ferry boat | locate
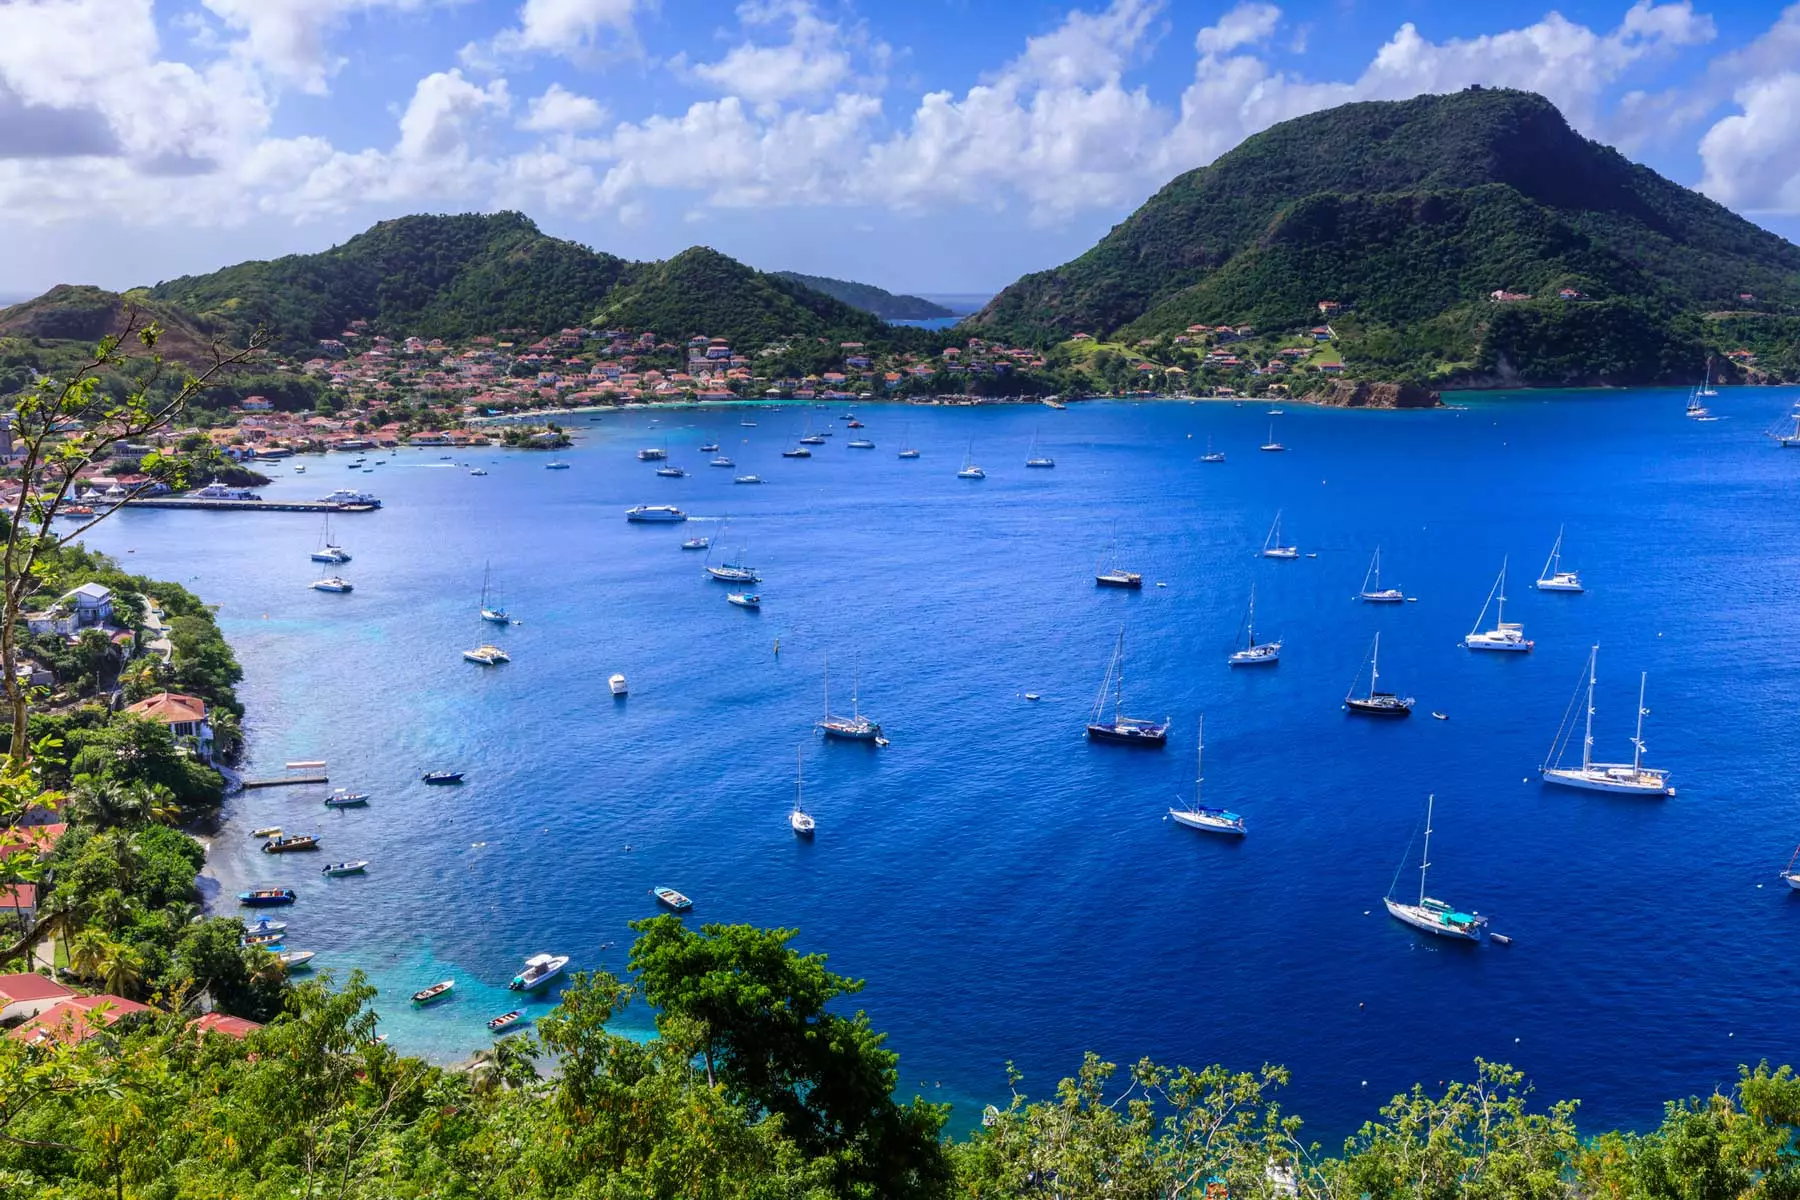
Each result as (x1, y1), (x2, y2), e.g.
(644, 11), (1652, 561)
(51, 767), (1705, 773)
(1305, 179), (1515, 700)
(318, 488), (381, 508)
(421, 771), (464, 785)
(1168, 717), (1245, 835)
(262, 833), (319, 854)
(655, 466), (688, 478)
(321, 860), (368, 877)
(636, 447), (668, 461)
(682, 536), (710, 550)
(323, 788), (369, 808)
(1383, 795), (1488, 941)
(734, 474), (764, 484)
(1344, 633), (1414, 717)
(194, 483), (263, 500)
(509, 952), (570, 992)
(817, 655), (881, 741)
(310, 577), (353, 593)
(609, 673), (628, 697)
(1228, 587), (1281, 666)
(782, 446), (813, 458)
(277, 950), (316, 970)
(652, 886), (692, 911)
(1540, 646), (1672, 796)
(488, 1011), (529, 1033)
(463, 644), (511, 665)
(1085, 629), (1169, 746)
(625, 505), (687, 522)
(790, 746), (816, 837)
(848, 439), (875, 449)
(411, 979), (455, 1005)
(1535, 526), (1584, 592)
(1462, 559), (1532, 651)
(1260, 511), (1298, 559)
(239, 888), (297, 907)
(727, 592), (761, 609)
(710, 456), (736, 468)
(1357, 547), (1404, 602)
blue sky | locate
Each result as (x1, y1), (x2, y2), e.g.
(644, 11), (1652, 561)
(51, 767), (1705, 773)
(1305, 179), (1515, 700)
(4, 0), (1800, 299)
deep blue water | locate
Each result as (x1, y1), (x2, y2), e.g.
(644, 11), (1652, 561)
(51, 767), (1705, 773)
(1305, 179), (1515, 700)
(78, 390), (1800, 1140)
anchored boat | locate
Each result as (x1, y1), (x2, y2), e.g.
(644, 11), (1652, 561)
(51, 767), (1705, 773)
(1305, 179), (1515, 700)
(1535, 526), (1584, 592)
(1540, 645), (1672, 796)
(1085, 628), (1169, 746)
(1227, 586), (1281, 666)
(1462, 559), (1531, 651)
(411, 979), (455, 1005)
(1344, 633), (1414, 717)
(790, 746), (815, 837)
(1260, 511), (1298, 559)
(1383, 794), (1487, 941)
(509, 952), (570, 992)
(652, 886), (693, 912)
(261, 833), (319, 854)
(1168, 716), (1246, 835)
(1357, 547), (1405, 603)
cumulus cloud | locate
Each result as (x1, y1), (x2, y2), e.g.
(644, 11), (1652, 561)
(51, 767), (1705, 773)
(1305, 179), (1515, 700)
(521, 83), (607, 132)
(198, 0), (449, 94)
(1693, 6), (1800, 211)
(476, 0), (644, 64)
(685, 0), (858, 108)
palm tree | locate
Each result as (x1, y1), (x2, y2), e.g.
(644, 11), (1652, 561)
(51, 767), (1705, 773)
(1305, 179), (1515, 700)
(67, 778), (142, 829)
(138, 783), (180, 827)
(97, 937), (144, 997)
(68, 927), (112, 982)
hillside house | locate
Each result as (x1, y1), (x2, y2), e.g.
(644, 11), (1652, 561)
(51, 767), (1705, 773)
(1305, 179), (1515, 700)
(11, 994), (151, 1046)
(0, 973), (77, 1024)
(121, 692), (214, 762)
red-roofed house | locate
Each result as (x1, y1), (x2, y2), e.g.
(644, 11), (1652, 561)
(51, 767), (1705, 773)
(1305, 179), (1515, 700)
(0, 884), (34, 928)
(0, 823), (66, 862)
(121, 692), (213, 762)
(0, 973), (76, 1022)
(11, 994), (151, 1045)
(189, 1012), (262, 1040)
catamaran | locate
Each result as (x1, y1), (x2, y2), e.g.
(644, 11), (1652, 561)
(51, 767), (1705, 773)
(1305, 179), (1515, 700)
(463, 644), (510, 665)
(957, 441), (986, 479)
(1227, 586), (1281, 666)
(1383, 794), (1487, 941)
(790, 746), (815, 837)
(1344, 633), (1413, 717)
(1260, 511), (1298, 559)
(1540, 645), (1672, 796)
(1771, 408), (1800, 447)
(817, 654), (882, 742)
(1462, 558), (1532, 651)
(1357, 547), (1404, 602)
(310, 514), (351, 563)
(310, 576), (353, 593)
(479, 561), (510, 624)
(1536, 526), (1584, 592)
(1168, 716), (1245, 835)
(1025, 429), (1055, 468)
(1086, 628), (1169, 745)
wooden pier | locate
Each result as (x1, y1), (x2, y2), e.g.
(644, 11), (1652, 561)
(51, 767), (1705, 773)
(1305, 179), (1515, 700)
(242, 775), (328, 788)
(120, 498), (378, 513)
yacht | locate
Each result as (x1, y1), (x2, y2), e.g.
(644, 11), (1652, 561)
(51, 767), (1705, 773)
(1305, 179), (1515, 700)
(706, 552), (761, 584)
(956, 446), (986, 479)
(1085, 628), (1169, 746)
(734, 474), (764, 484)
(421, 771), (464, 785)
(655, 465), (688, 478)
(727, 592), (761, 609)
(322, 788), (369, 808)
(681, 536), (710, 550)
(318, 488), (381, 508)
(609, 673), (628, 697)
(1535, 526), (1584, 592)
(848, 438), (875, 449)
(1227, 587), (1281, 666)
(1357, 547), (1404, 602)
(509, 952), (570, 992)
(1025, 429), (1054, 468)
(790, 747), (816, 837)
(817, 654), (882, 741)
(1462, 559), (1532, 651)
(479, 562), (510, 624)
(1259, 423), (1285, 452)
(1168, 716), (1246, 835)
(1781, 845), (1800, 890)
(310, 514), (351, 563)
(636, 447), (668, 461)
(1344, 633), (1414, 717)
(1259, 510), (1298, 559)
(1697, 358), (1719, 398)
(699, 442), (720, 453)
(898, 448), (921, 459)
(1685, 389), (1715, 421)
(625, 505), (687, 522)
(310, 577), (353, 593)
(463, 644), (510, 665)
(1095, 568), (1142, 588)
(1383, 794), (1488, 941)
(782, 446), (813, 458)
(1540, 646), (1673, 796)
(710, 455), (735, 468)
(799, 433), (827, 446)
(1774, 408), (1800, 447)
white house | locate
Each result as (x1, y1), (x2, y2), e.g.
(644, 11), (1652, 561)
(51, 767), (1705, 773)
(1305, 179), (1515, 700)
(122, 692), (215, 762)
(64, 582), (113, 628)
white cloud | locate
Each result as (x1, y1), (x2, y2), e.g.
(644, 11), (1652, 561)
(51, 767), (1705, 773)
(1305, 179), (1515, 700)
(478, 0), (644, 63)
(686, 0), (856, 108)
(397, 70), (510, 160)
(521, 82), (606, 132)
(198, 0), (449, 94)
(1195, 2), (1279, 57)
(1691, 6), (1800, 211)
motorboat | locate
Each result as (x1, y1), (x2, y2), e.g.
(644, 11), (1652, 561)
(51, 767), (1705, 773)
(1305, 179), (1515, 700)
(848, 439), (875, 449)
(322, 788), (369, 808)
(463, 645), (511, 665)
(238, 888), (297, 907)
(277, 950), (316, 970)
(509, 952), (571, 992)
(261, 833), (319, 854)
(244, 919), (288, 936)
(310, 577), (353, 593)
(625, 505), (687, 522)
(411, 979), (455, 1005)
(682, 537), (711, 550)
(727, 592), (761, 609)
(710, 456), (736, 468)
(242, 931), (284, 948)
(421, 771), (464, 785)
(318, 488), (381, 507)
(609, 673), (628, 697)
(636, 448), (668, 461)
(898, 448), (921, 459)
(652, 886), (692, 911)
(699, 442), (720, 452)
(321, 860), (369, 877)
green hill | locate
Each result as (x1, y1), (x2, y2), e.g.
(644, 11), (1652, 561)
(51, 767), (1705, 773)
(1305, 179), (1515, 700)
(967, 88), (1800, 385)
(0, 284), (222, 360)
(771, 271), (953, 320)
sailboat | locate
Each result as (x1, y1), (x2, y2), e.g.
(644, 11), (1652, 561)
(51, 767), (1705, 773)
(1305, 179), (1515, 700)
(1095, 527), (1142, 588)
(1780, 845), (1800, 890)
(1771, 408), (1800, 448)
(1260, 510), (1298, 559)
(1697, 357), (1718, 398)
(479, 562), (510, 624)
(817, 654), (882, 742)
(1227, 586), (1281, 666)
(1540, 646), (1672, 795)
(1462, 558), (1532, 651)
(1535, 526), (1584, 592)
(310, 514), (351, 563)
(1357, 547), (1404, 602)
(957, 441), (986, 479)
(1383, 794), (1487, 941)
(1025, 428), (1055, 469)
(898, 422), (921, 459)
(1085, 628), (1169, 745)
(1344, 633), (1413, 716)
(1685, 389), (1716, 421)
(1168, 716), (1245, 834)
(1200, 435), (1225, 463)
(703, 530), (761, 584)
(790, 746), (815, 837)
(1259, 423), (1285, 452)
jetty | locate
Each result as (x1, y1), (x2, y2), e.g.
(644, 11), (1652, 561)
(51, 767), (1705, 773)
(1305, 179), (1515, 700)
(120, 498), (378, 513)
(242, 774), (328, 788)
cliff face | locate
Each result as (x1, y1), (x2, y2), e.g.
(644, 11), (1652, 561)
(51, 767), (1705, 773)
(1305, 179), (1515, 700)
(1314, 381), (1441, 409)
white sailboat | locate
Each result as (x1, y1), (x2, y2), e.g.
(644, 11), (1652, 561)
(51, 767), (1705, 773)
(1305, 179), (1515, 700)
(1697, 357), (1718, 398)
(1781, 845), (1800, 890)
(790, 746), (815, 837)
(310, 514), (350, 563)
(1227, 586), (1281, 666)
(1383, 794), (1487, 941)
(479, 561), (510, 624)
(1357, 546), (1404, 602)
(1260, 510), (1298, 559)
(1025, 428), (1055, 469)
(1200, 435), (1225, 463)
(1462, 558), (1532, 651)
(1771, 408), (1800, 448)
(1259, 422), (1285, 452)
(1540, 645), (1673, 796)
(956, 441), (985, 479)
(1168, 716), (1245, 835)
(1535, 526), (1584, 592)
(898, 422), (920, 459)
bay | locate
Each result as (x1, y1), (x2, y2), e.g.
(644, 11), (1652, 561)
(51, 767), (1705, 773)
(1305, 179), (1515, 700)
(77, 389), (1800, 1138)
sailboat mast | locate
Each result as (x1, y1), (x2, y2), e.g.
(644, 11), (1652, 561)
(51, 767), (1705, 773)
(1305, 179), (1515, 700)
(795, 745), (804, 811)
(822, 653), (830, 719)
(1582, 646), (1598, 771)
(1419, 794), (1435, 906)
(1246, 587), (1256, 647)
(1113, 629), (1125, 722)
(1194, 715), (1204, 807)
(1496, 557), (1508, 625)
(1632, 672), (1648, 770)
(1370, 633), (1381, 698)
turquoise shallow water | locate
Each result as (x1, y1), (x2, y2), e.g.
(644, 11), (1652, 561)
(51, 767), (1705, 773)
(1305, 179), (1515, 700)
(79, 390), (1800, 1138)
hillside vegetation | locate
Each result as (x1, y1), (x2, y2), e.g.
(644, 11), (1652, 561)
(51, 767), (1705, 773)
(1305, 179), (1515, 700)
(772, 271), (953, 320)
(968, 88), (1800, 386)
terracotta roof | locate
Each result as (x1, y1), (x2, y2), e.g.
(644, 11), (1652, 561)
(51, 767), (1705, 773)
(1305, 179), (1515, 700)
(0, 973), (77, 1004)
(122, 692), (206, 725)
(189, 1012), (262, 1040)
(0, 884), (35, 910)
(11, 995), (151, 1045)
(0, 823), (67, 860)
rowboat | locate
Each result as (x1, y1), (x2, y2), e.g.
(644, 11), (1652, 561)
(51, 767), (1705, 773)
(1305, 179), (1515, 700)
(411, 979), (455, 1005)
(488, 1011), (530, 1034)
(651, 886), (692, 912)
(321, 860), (368, 877)
(261, 833), (319, 854)
(277, 950), (316, 970)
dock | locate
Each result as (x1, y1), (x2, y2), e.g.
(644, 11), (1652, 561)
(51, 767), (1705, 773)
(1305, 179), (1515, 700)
(242, 775), (328, 788)
(120, 499), (378, 513)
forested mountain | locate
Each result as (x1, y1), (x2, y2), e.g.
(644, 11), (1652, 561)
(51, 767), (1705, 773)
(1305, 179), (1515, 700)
(968, 88), (1800, 384)
(772, 271), (953, 320)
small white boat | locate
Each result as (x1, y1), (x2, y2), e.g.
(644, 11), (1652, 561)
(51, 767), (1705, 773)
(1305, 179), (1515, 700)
(323, 788), (369, 808)
(1259, 422), (1285, 452)
(310, 577), (353, 593)
(545, 460), (571, 470)
(710, 456), (735, 468)
(848, 439), (875, 450)
(310, 514), (351, 563)
(1260, 510), (1298, 559)
(790, 746), (815, 837)
(1168, 716), (1246, 835)
(1540, 645), (1672, 796)
(463, 644), (511, 665)
(735, 474), (763, 484)
(1383, 794), (1487, 941)
(250, 826), (283, 839)
(1228, 586), (1281, 666)
(957, 441), (985, 479)
(898, 448), (921, 459)
(1535, 525), (1584, 592)
(655, 466), (687, 478)
(1357, 546), (1405, 603)
(699, 442), (720, 452)
(1462, 559), (1532, 652)
(469, 467), (488, 476)
(321, 860), (368, 877)
(411, 979), (455, 1005)
(1781, 844), (1800, 890)
(727, 592), (761, 609)
(509, 952), (570, 992)
(278, 950), (317, 970)
(609, 673), (628, 697)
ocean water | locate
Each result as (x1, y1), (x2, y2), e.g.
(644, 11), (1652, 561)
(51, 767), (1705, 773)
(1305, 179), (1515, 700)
(77, 390), (1800, 1140)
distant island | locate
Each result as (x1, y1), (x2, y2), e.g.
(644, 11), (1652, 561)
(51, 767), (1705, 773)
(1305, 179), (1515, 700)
(771, 272), (954, 321)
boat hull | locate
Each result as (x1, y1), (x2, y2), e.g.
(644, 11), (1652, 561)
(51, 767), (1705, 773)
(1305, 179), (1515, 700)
(1169, 808), (1245, 835)
(1345, 698), (1413, 717)
(1095, 574), (1142, 589)
(1086, 722), (1168, 746)
(1383, 898), (1482, 940)
(1785, 872), (1800, 891)
(1540, 766), (1673, 796)
(1228, 646), (1280, 666)
(1535, 577), (1584, 593)
(1463, 636), (1532, 652)
(1359, 591), (1405, 603)
(819, 720), (881, 741)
